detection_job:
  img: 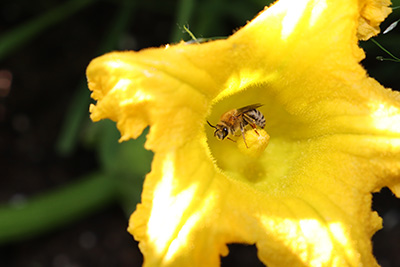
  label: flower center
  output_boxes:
[206,85,304,188]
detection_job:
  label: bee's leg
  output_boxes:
[240,122,249,148]
[227,137,237,143]
[241,130,249,148]
[243,114,260,136]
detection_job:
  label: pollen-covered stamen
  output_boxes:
[237,129,270,158]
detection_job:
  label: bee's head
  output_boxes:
[207,121,228,140]
[214,126,228,140]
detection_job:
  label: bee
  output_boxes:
[207,104,266,148]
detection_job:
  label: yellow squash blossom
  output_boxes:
[86,0,400,266]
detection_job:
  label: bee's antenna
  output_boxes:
[206,120,217,129]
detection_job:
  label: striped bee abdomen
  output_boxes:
[244,109,266,128]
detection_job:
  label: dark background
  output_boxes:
[0,0,399,266]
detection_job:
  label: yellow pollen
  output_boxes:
[237,129,270,157]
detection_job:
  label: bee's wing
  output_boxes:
[237,103,263,115]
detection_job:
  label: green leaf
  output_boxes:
[0,173,115,244]
[94,120,153,214]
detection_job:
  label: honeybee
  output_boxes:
[207,104,266,148]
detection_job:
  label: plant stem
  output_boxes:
[170,0,196,42]
[0,173,115,244]
[371,38,400,62]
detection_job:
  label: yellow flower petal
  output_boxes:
[357,0,392,40]
[87,0,400,266]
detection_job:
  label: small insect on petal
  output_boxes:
[237,129,270,158]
